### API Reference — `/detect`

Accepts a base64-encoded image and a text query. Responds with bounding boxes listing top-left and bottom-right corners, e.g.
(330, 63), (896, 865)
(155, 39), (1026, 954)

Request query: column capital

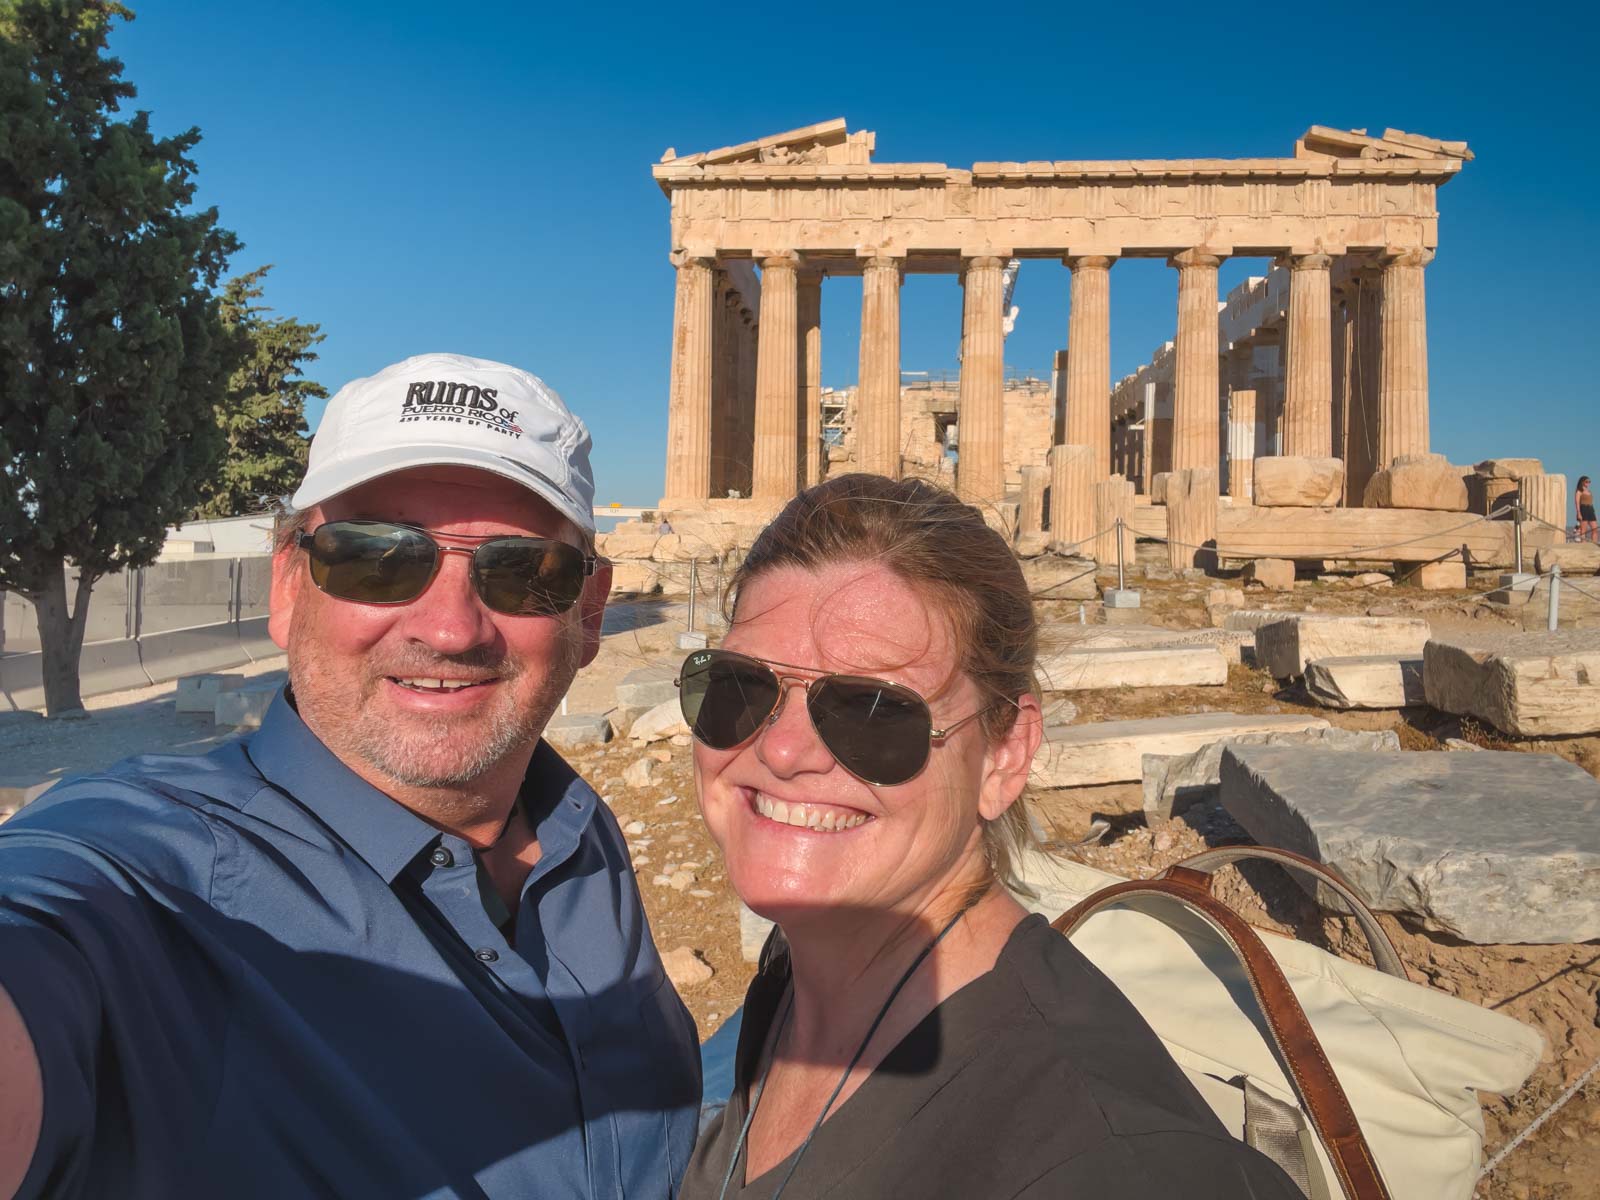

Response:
(759, 251), (801, 272)
(1381, 247), (1435, 269)
(1281, 252), (1334, 272)
(1064, 254), (1116, 271)
(1168, 248), (1222, 270)
(964, 255), (1006, 272)
(861, 254), (903, 276)
(670, 250), (716, 270)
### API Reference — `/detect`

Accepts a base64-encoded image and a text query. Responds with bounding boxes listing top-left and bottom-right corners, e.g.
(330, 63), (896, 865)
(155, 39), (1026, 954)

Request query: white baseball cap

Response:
(292, 353), (595, 536)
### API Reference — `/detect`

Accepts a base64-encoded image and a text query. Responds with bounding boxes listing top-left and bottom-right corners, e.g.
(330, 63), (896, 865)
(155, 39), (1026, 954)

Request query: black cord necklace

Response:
(716, 906), (970, 1200)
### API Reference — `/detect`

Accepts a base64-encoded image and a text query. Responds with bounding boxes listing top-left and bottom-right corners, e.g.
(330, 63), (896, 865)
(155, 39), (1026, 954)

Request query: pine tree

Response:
(0, 0), (238, 715)
(193, 266), (326, 519)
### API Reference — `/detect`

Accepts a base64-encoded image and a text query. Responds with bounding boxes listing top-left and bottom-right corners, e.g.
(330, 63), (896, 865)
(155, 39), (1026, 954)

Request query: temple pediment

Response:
(660, 118), (875, 168)
(1297, 125), (1473, 161)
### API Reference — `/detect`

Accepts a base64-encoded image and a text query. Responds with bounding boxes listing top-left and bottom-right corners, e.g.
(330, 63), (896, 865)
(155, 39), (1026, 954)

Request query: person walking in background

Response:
(1577, 476), (1597, 543)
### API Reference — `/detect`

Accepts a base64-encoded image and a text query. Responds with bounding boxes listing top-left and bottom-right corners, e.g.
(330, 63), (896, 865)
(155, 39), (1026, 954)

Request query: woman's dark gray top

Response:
(680, 914), (1303, 1199)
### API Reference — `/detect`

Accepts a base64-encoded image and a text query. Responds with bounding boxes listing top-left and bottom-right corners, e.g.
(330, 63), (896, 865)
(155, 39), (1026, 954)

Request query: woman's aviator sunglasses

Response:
(676, 648), (996, 787)
(298, 519), (598, 616)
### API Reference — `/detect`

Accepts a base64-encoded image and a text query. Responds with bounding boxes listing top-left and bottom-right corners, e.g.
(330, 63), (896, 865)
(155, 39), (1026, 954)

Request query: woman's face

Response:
(693, 561), (1033, 927)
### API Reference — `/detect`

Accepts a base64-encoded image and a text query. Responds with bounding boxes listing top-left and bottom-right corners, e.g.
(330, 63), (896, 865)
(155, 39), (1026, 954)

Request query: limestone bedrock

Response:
(1423, 630), (1600, 736)
(1256, 613), (1431, 680)
(1219, 745), (1600, 944)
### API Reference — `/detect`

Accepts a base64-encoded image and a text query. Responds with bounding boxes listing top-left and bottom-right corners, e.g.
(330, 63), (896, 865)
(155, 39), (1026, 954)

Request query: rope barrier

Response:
(1140, 504), (1519, 564)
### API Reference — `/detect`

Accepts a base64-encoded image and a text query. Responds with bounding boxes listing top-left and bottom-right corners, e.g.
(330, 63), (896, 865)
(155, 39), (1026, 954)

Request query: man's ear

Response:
(576, 559), (612, 669)
(267, 518), (315, 650)
(977, 692), (1044, 823)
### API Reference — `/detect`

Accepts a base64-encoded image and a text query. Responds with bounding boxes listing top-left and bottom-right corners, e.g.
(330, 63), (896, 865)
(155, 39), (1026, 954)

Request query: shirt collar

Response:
(245, 688), (599, 884)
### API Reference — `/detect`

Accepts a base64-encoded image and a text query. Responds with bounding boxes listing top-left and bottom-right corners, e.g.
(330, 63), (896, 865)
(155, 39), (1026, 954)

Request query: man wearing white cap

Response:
(0, 355), (701, 1199)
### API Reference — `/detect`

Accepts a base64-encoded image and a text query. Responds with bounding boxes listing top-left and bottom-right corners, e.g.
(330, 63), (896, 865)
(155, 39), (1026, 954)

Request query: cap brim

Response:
(290, 444), (595, 535)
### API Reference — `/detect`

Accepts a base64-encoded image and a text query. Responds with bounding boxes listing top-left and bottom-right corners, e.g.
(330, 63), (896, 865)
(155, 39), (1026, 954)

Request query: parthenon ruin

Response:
(654, 119), (1473, 524)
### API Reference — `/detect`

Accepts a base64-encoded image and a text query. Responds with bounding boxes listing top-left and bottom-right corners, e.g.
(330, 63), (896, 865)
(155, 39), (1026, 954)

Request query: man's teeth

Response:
(753, 792), (870, 832)
(394, 677), (484, 691)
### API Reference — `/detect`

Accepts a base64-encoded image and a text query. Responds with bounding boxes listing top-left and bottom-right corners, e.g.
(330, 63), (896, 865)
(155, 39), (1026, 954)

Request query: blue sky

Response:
(114, 0), (1597, 507)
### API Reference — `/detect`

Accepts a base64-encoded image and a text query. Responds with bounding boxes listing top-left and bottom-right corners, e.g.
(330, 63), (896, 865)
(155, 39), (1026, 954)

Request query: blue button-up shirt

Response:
(0, 690), (701, 1199)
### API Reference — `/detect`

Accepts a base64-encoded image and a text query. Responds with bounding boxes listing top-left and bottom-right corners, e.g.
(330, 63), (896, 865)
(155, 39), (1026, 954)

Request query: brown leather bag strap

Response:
(1174, 845), (1409, 981)
(1054, 876), (1393, 1200)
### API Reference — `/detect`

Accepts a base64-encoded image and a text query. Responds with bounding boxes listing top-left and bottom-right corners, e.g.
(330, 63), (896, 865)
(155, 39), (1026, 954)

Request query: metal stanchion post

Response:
(1514, 505), (1525, 576)
(1549, 565), (1561, 631)
(1116, 517), (1126, 592)
(687, 558), (698, 631)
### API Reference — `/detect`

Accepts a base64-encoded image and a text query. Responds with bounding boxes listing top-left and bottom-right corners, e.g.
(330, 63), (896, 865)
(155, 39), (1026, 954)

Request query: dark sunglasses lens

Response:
(473, 539), (587, 615)
(306, 521), (436, 604)
(680, 652), (781, 750)
(808, 678), (932, 785)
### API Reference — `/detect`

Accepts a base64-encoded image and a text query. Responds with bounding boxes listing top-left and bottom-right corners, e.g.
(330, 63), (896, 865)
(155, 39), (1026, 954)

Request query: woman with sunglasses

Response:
(675, 475), (1299, 1200)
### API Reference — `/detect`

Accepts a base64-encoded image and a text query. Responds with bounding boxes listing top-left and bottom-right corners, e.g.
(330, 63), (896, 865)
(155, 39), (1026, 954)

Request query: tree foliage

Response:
(0, 0), (238, 712)
(192, 266), (325, 518)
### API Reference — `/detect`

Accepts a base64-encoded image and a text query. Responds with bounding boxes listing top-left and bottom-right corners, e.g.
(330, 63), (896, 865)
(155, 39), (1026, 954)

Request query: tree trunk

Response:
(28, 564), (96, 716)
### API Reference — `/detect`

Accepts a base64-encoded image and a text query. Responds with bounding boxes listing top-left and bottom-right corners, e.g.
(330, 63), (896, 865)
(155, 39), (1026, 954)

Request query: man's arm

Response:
(0, 982), (41, 1200)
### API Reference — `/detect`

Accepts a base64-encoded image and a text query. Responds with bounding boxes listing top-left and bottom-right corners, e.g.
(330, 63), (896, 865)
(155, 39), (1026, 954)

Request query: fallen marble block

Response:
(1142, 726), (1400, 824)
(1256, 614), (1431, 680)
(1036, 644), (1228, 692)
(1423, 630), (1600, 736)
(543, 712), (612, 750)
(614, 664), (681, 734)
(174, 672), (245, 714)
(214, 680), (279, 728)
(1219, 745), (1600, 944)
(628, 699), (691, 743)
(1223, 609), (1296, 634)
(1303, 655), (1425, 709)
(1535, 543), (1600, 576)
(1032, 712), (1330, 788)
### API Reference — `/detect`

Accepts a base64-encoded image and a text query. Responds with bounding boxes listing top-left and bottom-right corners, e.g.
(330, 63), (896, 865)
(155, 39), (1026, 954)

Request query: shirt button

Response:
(475, 948), (499, 963)
(430, 848), (453, 868)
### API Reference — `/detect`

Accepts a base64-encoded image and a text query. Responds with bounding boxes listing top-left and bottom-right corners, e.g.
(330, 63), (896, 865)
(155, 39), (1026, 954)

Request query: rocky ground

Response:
(5, 572), (1595, 1197)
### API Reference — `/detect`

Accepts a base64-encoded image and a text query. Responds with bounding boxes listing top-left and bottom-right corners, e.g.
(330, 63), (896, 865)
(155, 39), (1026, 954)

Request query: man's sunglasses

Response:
(297, 519), (598, 616)
(676, 648), (996, 787)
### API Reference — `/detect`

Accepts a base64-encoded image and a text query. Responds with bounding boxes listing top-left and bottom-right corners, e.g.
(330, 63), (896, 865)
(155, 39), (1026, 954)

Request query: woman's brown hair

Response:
(725, 473), (1041, 892)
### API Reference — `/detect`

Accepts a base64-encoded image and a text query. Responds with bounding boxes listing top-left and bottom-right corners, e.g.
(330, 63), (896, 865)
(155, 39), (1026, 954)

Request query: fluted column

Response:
(664, 253), (715, 500)
(752, 252), (800, 500)
(1169, 249), (1221, 473)
(1064, 255), (1114, 479)
(1228, 389), (1257, 501)
(798, 270), (823, 488)
(1049, 444), (1093, 550)
(856, 256), (902, 477)
(957, 256), (1006, 507)
(1345, 266), (1382, 505)
(1378, 248), (1433, 467)
(1281, 253), (1334, 457)
(1019, 465), (1048, 535)
(708, 284), (736, 497)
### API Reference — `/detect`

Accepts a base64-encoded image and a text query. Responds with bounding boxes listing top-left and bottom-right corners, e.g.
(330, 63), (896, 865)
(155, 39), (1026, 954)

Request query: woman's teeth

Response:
(753, 792), (870, 832)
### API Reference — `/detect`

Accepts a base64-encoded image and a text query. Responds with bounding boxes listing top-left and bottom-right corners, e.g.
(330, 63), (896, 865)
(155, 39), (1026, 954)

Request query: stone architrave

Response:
(1363, 454), (1468, 511)
(1092, 476), (1136, 569)
(1064, 255), (1114, 479)
(1253, 456), (1343, 507)
(958, 256), (1006, 508)
(1424, 630), (1600, 736)
(1220, 745), (1600, 945)
(798, 269), (823, 488)
(1228, 388), (1257, 501)
(1048, 444), (1093, 552)
(1281, 254), (1333, 458)
(752, 253), (800, 499)
(855, 255), (902, 477)
(1019, 465), (1049, 536)
(663, 253), (715, 501)
(1256, 614), (1431, 679)
(1169, 250), (1221, 473)
(1519, 474), (1568, 535)
(1377, 248), (1432, 466)
(1166, 467), (1219, 572)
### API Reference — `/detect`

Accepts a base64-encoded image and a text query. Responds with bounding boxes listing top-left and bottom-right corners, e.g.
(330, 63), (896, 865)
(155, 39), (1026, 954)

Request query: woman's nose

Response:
(755, 680), (836, 778)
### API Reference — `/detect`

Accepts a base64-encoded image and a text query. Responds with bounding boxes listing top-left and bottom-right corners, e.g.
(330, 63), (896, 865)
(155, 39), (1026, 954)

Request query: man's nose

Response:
(755, 680), (836, 779)
(394, 549), (498, 654)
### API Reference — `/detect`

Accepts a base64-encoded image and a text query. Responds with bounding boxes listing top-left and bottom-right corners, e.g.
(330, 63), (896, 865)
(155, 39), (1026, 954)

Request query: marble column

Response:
(1092, 476), (1136, 569)
(732, 307), (758, 496)
(1049, 444), (1093, 550)
(664, 253), (715, 500)
(856, 256), (902, 478)
(708, 283), (738, 497)
(1019, 465), (1049, 535)
(1331, 285), (1352, 500)
(1345, 266), (1383, 505)
(1169, 249), (1221, 474)
(752, 253), (800, 500)
(1167, 467), (1219, 572)
(958, 256), (1006, 507)
(1051, 349), (1069, 445)
(1250, 333), (1283, 458)
(1228, 389), (1256, 502)
(1064, 255), (1114, 479)
(798, 269), (823, 488)
(1281, 253), (1333, 458)
(1377, 248), (1433, 468)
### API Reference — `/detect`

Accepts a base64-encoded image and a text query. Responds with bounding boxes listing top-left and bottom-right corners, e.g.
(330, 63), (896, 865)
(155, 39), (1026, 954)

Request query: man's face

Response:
(268, 466), (609, 792)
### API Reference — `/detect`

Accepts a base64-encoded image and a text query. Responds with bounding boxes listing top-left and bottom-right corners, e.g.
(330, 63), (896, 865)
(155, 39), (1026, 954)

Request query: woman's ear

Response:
(977, 692), (1043, 822)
